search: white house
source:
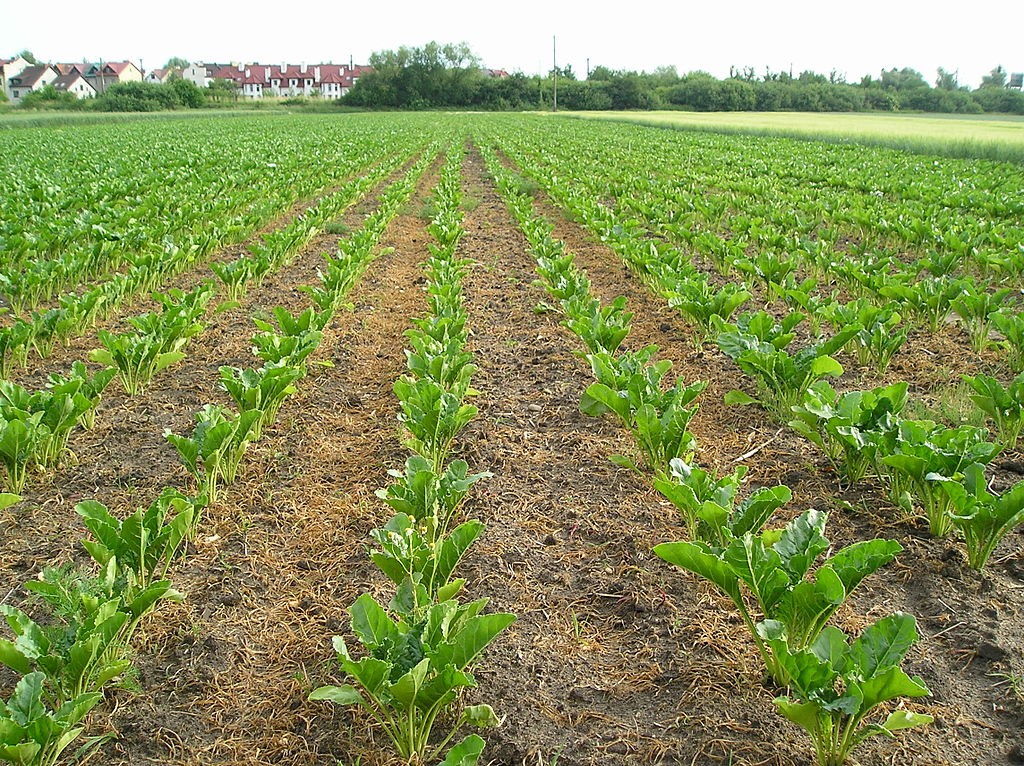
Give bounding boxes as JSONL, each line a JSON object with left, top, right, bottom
{"left": 223, "top": 61, "right": 367, "bottom": 99}
{"left": 53, "top": 71, "right": 96, "bottom": 98}
{"left": 7, "top": 64, "right": 58, "bottom": 103}
{"left": 145, "top": 67, "right": 180, "bottom": 84}
{"left": 1, "top": 55, "right": 30, "bottom": 100}
{"left": 183, "top": 63, "right": 212, "bottom": 88}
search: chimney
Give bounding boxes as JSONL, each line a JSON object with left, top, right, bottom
{"left": 265, "top": 67, "right": 270, "bottom": 80}
{"left": 301, "top": 62, "right": 307, "bottom": 74}
{"left": 314, "top": 65, "right": 321, "bottom": 81}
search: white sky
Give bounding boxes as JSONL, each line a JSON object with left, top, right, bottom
{"left": 2, "top": 0, "right": 1021, "bottom": 89}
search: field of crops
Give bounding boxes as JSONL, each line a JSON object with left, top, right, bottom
{"left": 1, "top": 112, "right": 1022, "bottom": 766}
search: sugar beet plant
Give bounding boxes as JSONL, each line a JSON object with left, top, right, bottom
{"left": 655, "top": 508, "right": 902, "bottom": 686}
{"left": 0, "top": 373, "right": 110, "bottom": 492}
{"left": 91, "top": 282, "right": 214, "bottom": 395}
{"left": 765, "top": 613, "right": 932, "bottom": 766}
{"left": 313, "top": 146, "right": 513, "bottom": 766}
{"left": 716, "top": 311, "right": 859, "bottom": 422}
{"left": 0, "top": 489, "right": 201, "bottom": 766}
{"left": 482, "top": 143, "right": 706, "bottom": 479}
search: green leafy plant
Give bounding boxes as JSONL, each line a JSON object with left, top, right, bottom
{"left": 90, "top": 329, "right": 187, "bottom": 396}
{"left": 393, "top": 377, "right": 478, "bottom": 472}
{"left": 654, "top": 509, "right": 901, "bottom": 685}
{"left": 819, "top": 299, "right": 907, "bottom": 373}
{"left": 0, "top": 322, "right": 33, "bottom": 379}
{"left": 564, "top": 296, "right": 632, "bottom": 355}
{"left": 991, "top": 310, "right": 1024, "bottom": 372}
{"left": 934, "top": 463, "right": 1024, "bottom": 570}
{"left": 46, "top": 362, "right": 116, "bottom": 431}
{"left": 790, "top": 381, "right": 909, "bottom": 486}
{"left": 716, "top": 312, "right": 859, "bottom": 421}
{"left": 310, "top": 593, "right": 514, "bottom": 766}
{"left": 404, "top": 332, "right": 477, "bottom": 397}
{"left": 375, "top": 456, "right": 491, "bottom": 532}
{"left": 0, "top": 672, "right": 102, "bottom": 766}
{"left": 667, "top": 279, "right": 752, "bottom": 345}
{"left": 0, "top": 412, "right": 46, "bottom": 493}
{"left": 164, "top": 405, "right": 262, "bottom": 503}
{"left": 951, "top": 287, "right": 1013, "bottom": 353}
{"left": 880, "top": 421, "right": 1002, "bottom": 536}
{"left": 581, "top": 356, "right": 706, "bottom": 475}
{"left": 765, "top": 613, "right": 932, "bottom": 766}
{"left": 219, "top": 364, "right": 302, "bottom": 439}
{"left": 0, "top": 381, "right": 92, "bottom": 477}
{"left": 76, "top": 488, "right": 199, "bottom": 590}
{"left": 0, "top": 597, "right": 131, "bottom": 704}
{"left": 963, "top": 371, "right": 1024, "bottom": 449}
{"left": 653, "top": 458, "right": 791, "bottom": 545}
{"left": 210, "top": 258, "right": 257, "bottom": 300}
{"left": 369, "top": 513, "right": 483, "bottom": 607}
{"left": 879, "top": 275, "right": 966, "bottom": 333}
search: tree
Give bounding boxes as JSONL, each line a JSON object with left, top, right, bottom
{"left": 20, "top": 84, "right": 78, "bottom": 109}
{"left": 207, "top": 78, "right": 239, "bottom": 103}
{"left": 348, "top": 41, "right": 485, "bottom": 108}
{"left": 170, "top": 78, "right": 204, "bottom": 107}
{"left": 981, "top": 65, "right": 1007, "bottom": 88}
{"left": 880, "top": 67, "right": 928, "bottom": 91}
{"left": 935, "top": 67, "right": 962, "bottom": 91}
{"left": 17, "top": 49, "right": 38, "bottom": 65}
{"left": 164, "top": 56, "right": 190, "bottom": 70}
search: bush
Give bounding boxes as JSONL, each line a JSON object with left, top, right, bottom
{"left": 972, "top": 86, "right": 1024, "bottom": 114}
{"left": 94, "top": 80, "right": 205, "bottom": 112}
{"left": 19, "top": 84, "right": 81, "bottom": 110}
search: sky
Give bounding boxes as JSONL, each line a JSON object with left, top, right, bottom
{"left": 2, "top": 0, "right": 1022, "bottom": 90}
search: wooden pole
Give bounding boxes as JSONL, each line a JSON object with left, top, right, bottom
{"left": 552, "top": 36, "right": 557, "bottom": 112}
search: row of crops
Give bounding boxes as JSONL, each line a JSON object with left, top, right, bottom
{"left": 1, "top": 112, "right": 1023, "bottom": 765}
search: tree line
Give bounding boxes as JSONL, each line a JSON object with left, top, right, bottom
{"left": 7, "top": 44, "right": 1022, "bottom": 115}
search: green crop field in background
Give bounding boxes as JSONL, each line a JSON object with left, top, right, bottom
{"left": 565, "top": 110, "right": 1024, "bottom": 163}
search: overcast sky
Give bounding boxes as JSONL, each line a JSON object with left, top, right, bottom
{"left": 3, "top": 0, "right": 1021, "bottom": 89}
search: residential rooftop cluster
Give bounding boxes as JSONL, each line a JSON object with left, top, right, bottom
{"left": 0, "top": 55, "right": 374, "bottom": 103}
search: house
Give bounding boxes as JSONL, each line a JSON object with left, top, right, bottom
{"left": 53, "top": 71, "right": 96, "bottom": 99}
{"left": 85, "top": 61, "right": 143, "bottom": 94}
{"left": 183, "top": 62, "right": 226, "bottom": 88}
{"left": 1, "top": 55, "right": 30, "bottom": 100}
{"left": 7, "top": 64, "right": 58, "bottom": 103}
{"left": 145, "top": 67, "right": 180, "bottom": 84}
{"left": 229, "top": 61, "right": 368, "bottom": 99}
{"left": 210, "top": 64, "right": 244, "bottom": 89}
{"left": 55, "top": 62, "right": 90, "bottom": 76}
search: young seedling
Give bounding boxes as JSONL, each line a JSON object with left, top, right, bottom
{"left": 935, "top": 463, "right": 1024, "bottom": 570}
{"left": 310, "top": 594, "right": 514, "bottom": 766}
{"left": 765, "top": 613, "right": 932, "bottom": 766}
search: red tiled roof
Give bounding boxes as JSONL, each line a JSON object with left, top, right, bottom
{"left": 102, "top": 61, "right": 138, "bottom": 75}
{"left": 211, "top": 62, "right": 370, "bottom": 89}
{"left": 211, "top": 65, "right": 244, "bottom": 82}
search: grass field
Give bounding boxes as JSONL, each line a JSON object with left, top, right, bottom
{"left": 566, "top": 110, "right": 1024, "bottom": 162}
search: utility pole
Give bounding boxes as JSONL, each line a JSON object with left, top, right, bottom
{"left": 552, "top": 36, "right": 557, "bottom": 112}
{"left": 586, "top": 57, "right": 590, "bottom": 79}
